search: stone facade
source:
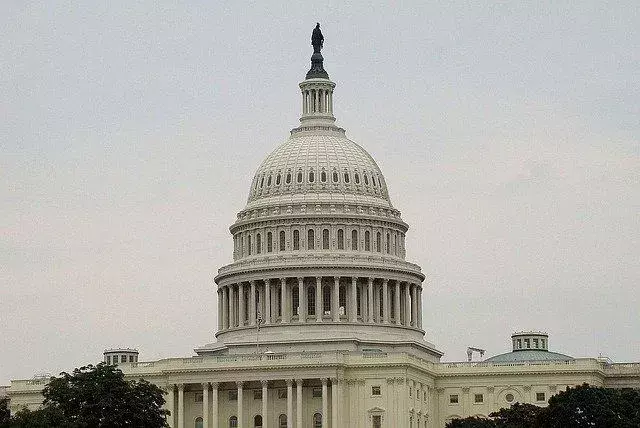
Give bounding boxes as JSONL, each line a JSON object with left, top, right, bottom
{"left": 6, "top": 32, "right": 640, "bottom": 428}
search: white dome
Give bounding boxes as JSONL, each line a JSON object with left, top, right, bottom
{"left": 246, "top": 132, "right": 393, "bottom": 210}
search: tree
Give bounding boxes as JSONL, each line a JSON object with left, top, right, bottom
{"left": 0, "top": 397, "right": 10, "bottom": 428}
{"left": 489, "top": 402, "right": 543, "bottom": 428}
{"left": 538, "top": 383, "right": 640, "bottom": 428}
{"left": 445, "top": 416, "right": 495, "bottom": 428}
{"left": 9, "top": 363, "right": 169, "bottom": 428}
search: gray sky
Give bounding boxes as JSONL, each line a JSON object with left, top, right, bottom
{"left": 1, "top": 1, "right": 638, "bottom": 385}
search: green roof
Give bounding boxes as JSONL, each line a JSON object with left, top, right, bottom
{"left": 485, "top": 349, "right": 573, "bottom": 363}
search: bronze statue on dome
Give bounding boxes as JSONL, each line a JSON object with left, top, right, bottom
{"left": 312, "top": 23, "right": 324, "bottom": 54}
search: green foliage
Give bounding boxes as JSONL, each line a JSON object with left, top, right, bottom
{"left": 8, "top": 363, "right": 169, "bottom": 428}
{"left": 447, "top": 385, "right": 640, "bottom": 428}
{"left": 0, "top": 397, "right": 10, "bottom": 428}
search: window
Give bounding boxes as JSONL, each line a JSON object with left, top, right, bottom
{"left": 424, "top": 391, "right": 427, "bottom": 401}
{"left": 279, "top": 231, "right": 286, "bottom": 251}
{"left": 229, "top": 390, "right": 238, "bottom": 401}
{"left": 376, "top": 232, "right": 381, "bottom": 252}
{"left": 355, "top": 173, "right": 360, "bottom": 184}
{"left": 357, "top": 287, "right": 362, "bottom": 316}
{"left": 312, "top": 387, "right": 322, "bottom": 398}
{"left": 195, "top": 417, "right": 203, "bottom": 428}
{"left": 339, "top": 285, "right": 346, "bottom": 313}
{"left": 267, "top": 175, "right": 272, "bottom": 186}
{"left": 393, "top": 235, "right": 397, "bottom": 255}
{"left": 524, "top": 339, "right": 530, "bottom": 348}
{"left": 278, "top": 389, "right": 287, "bottom": 399}
{"left": 386, "top": 233, "right": 390, "bottom": 253}
{"left": 364, "top": 174, "right": 369, "bottom": 185}
{"left": 121, "top": 355, "right": 128, "bottom": 363}
{"left": 267, "top": 232, "right": 273, "bottom": 252}
{"left": 254, "top": 415, "right": 263, "bottom": 428}
{"left": 307, "top": 286, "right": 315, "bottom": 315}
{"left": 474, "top": 394, "right": 483, "bottom": 403}
{"left": 352, "top": 230, "right": 358, "bottom": 250}
{"left": 256, "top": 233, "right": 261, "bottom": 254}
{"left": 323, "top": 286, "right": 331, "bottom": 314}
{"left": 307, "top": 229, "right": 315, "bottom": 250}
{"left": 372, "top": 175, "right": 377, "bottom": 187}
{"left": 536, "top": 392, "right": 546, "bottom": 402}
{"left": 309, "top": 171, "right": 315, "bottom": 182}
{"left": 195, "top": 393, "right": 203, "bottom": 403}
{"left": 332, "top": 170, "right": 339, "bottom": 182}
{"left": 253, "top": 390, "right": 262, "bottom": 400}
{"left": 505, "top": 393, "right": 514, "bottom": 403}
{"left": 337, "top": 229, "right": 344, "bottom": 250}
{"left": 517, "top": 339, "right": 522, "bottom": 349}
{"left": 129, "top": 355, "right": 134, "bottom": 362}
{"left": 247, "top": 235, "right": 252, "bottom": 255}
{"left": 372, "top": 386, "right": 381, "bottom": 396}
{"left": 260, "top": 176, "right": 264, "bottom": 188}
{"left": 321, "top": 170, "right": 327, "bottom": 182}
{"left": 286, "top": 172, "right": 291, "bottom": 184}
{"left": 344, "top": 172, "right": 350, "bottom": 183}
{"left": 106, "top": 356, "right": 111, "bottom": 364}
{"left": 449, "top": 394, "right": 459, "bottom": 404}
{"left": 533, "top": 338, "right": 539, "bottom": 348}
{"left": 322, "top": 229, "right": 329, "bottom": 249}
{"left": 313, "top": 413, "right": 322, "bottom": 428}
{"left": 541, "top": 339, "right": 546, "bottom": 348}
{"left": 278, "top": 415, "right": 287, "bottom": 428}
{"left": 229, "top": 416, "right": 238, "bottom": 428}
{"left": 293, "top": 230, "right": 300, "bottom": 250}
{"left": 409, "top": 387, "right": 412, "bottom": 397}
{"left": 292, "top": 287, "right": 299, "bottom": 316}
{"left": 297, "top": 171, "right": 303, "bottom": 183}
{"left": 372, "top": 415, "right": 381, "bottom": 428}
{"left": 276, "top": 174, "right": 281, "bottom": 185}
{"left": 365, "top": 231, "right": 371, "bottom": 251}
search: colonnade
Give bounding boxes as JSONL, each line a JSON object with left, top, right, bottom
{"left": 217, "top": 276, "right": 423, "bottom": 331}
{"left": 302, "top": 87, "right": 333, "bottom": 115}
{"left": 166, "top": 378, "right": 341, "bottom": 428}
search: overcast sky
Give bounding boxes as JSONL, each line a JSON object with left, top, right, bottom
{"left": 1, "top": 1, "right": 638, "bottom": 385}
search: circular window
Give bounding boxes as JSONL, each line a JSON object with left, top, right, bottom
{"left": 505, "top": 393, "right": 514, "bottom": 403}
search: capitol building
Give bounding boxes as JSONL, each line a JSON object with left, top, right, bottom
{"left": 7, "top": 27, "right": 640, "bottom": 428}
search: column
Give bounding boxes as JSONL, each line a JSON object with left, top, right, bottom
{"left": 222, "top": 286, "right": 229, "bottom": 329}
{"left": 331, "top": 378, "right": 338, "bottom": 428}
{"left": 229, "top": 285, "right": 236, "bottom": 327}
{"left": 350, "top": 277, "right": 357, "bottom": 322}
{"left": 321, "top": 378, "right": 328, "bottom": 428}
{"left": 298, "top": 277, "right": 306, "bottom": 323}
{"left": 287, "top": 379, "right": 294, "bottom": 428}
{"left": 296, "top": 379, "right": 303, "bottom": 428}
{"left": 212, "top": 382, "right": 219, "bottom": 428}
{"left": 315, "top": 277, "right": 322, "bottom": 322}
{"left": 166, "top": 384, "right": 175, "bottom": 428}
{"left": 367, "top": 278, "right": 374, "bottom": 323}
{"left": 177, "top": 383, "right": 184, "bottom": 428}
{"left": 374, "top": 285, "right": 381, "bottom": 323}
{"left": 250, "top": 280, "right": 256, "bottom": 326}
{"left": 217, "top": 290, "right": 223, "bottom": 331}
{"left": 203, "top": 383, "right": 209, "bottom": 428}
{"left": 261, "top": 381, "right": 269, "bottom": 428}
{"left": 411, "top": 284, "right": 417, "bottom": 327}
{"left": 315, "top": 90, "right": 319, "bottom": 113}
{"left": 237, "top": 382, "right": 244, "bottom": 428}
{"left": 394, "top": 281, "right": 401, "bottom": 325}
{"left": 404, "top": 282, "right": 411, "bottom": 326}
{"left": 280, "top": 278, "right": 288, "bottom": 323}
{"left": 417, "top": 286, "right": 423, "bottom": 329}
{"left": 239, "top": 283, "right": 246, "bottom": 327}
{"left": 382, "top": 279, "right": 389, "bottom": 324}
{"left": 265, "top": 279, "right": 271, "bottom": 324}
{"left": 332, "top": 277, "right": 339, "bottom": 322}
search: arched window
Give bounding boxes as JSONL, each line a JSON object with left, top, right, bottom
{"left": 364, "top": 231, "right": 370, "bottom": 251}
{"left": 390, "top": 288, "right": 395, "bottom": 320}
{"left": 372, "top": 175, "right": 377, "bottom": 187}
{"left": 386, "top": 233, "right": 390, "bottom": 253}
{"left": 297, "top": 171, "right": 303, "bottom": 183}
{"left": 307, "top": 286, "right": 315, "bottom": 315}
{"left": 260, "top": 176, "right": 264, "bottom": 188}
{"left": 307, "top": 229, "right": 315, "bottom": 250}
{"left": 354, "top": 173, "right": 360, "bottom": 184}
{"left": 337, "top": 229, "right": 344, "bottom": 250}
{"left": 364, "top": 173, "right": 369, "bottom": 185}
{"left": 313, "top": 413, "right": 322, "bottom": 428}
{"left": 332, "top": 170, "right": 339, "bottom": 182}
{"left": 376, "top": 232, "right": 381, "bottom": 252}
{"left": 339, "top": 285, "right": 346, "bottom": 314}
{"left": 309, "top": 170, "right": 315, "bottom": 182}
{"left": 195, "top": 417, "right": 203, "bottom": 428}
{"left": 254, "top": 415, "right": 263, "bottom": 428}
{"left": 323, "top": 285, "right": 331, "bottom": 314}
{"left": 322, "top": 229, "right": 330, "bottom": 249}
{"left": 247, "top": 235, "right": 252, "bottom": 255}
{"left": 229, "top": 416, "right": 238, "bottom": 428}
{"left": 276, "top": 174, "right": 281, "bottom": 185}
{"left": 240, "top": 236, "right": 244, "bottom": 257}
{"left": 351, "top": 230, "right": 358, "bottom": 250}
{"left": 321, "top": 170, "right": 327, "bottom": 182}
{"left": 286, "top": 172, "right": 291, "bottom": 184}
{"left": 379, "top": 287, "right": 384, "bottom": 317}
{"left": 279, "top": 231, "right": 286, "bottom": 251}
{"left": 357, "top": 287, "right": 362, "bottom": 316}
{"left": 393, "top": 234, "right": 397, "bottom": 255}
{"left": 254, "top": 178, "right": 259, "bottom": 190}
{"left": 267, "top": 232, "right": 273, "bottom": 253}
{"left": 267, "top": 175, "right": 272, "bottom": 186}
{"left": 292, "top": 286, "right": 299, "bottom": 316}
{"left": 344, "top": 172, "right": 350, "bottom": 183}
{"left": 293, "top": 230, "right": 300, "bottom": 250}
{"left": 256, "top": 233, "right": 261, "bottom": 254}
{"left": 279, "top": 414, "right": 287, "bottom": 428}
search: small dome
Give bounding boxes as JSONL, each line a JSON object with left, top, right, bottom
{"left": 245, "top": 132, "right": 392, "bottom": 210}
{"left": 485, "top": 350, "right": 573, "bottom": 363}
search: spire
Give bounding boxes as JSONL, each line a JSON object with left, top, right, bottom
{"left": 306, "top": 23, "right": 329, "bottom": 79}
